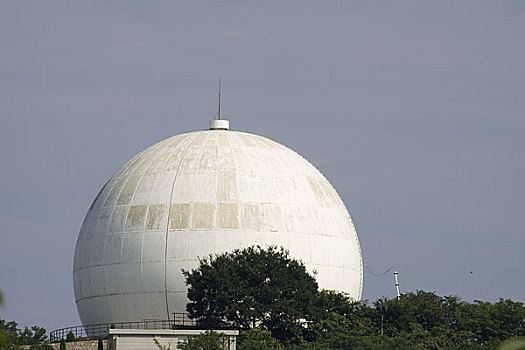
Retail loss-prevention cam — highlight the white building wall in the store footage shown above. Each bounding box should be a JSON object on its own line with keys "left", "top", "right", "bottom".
{"left": 108, "top": 329, "right": 238, "bottom": 350}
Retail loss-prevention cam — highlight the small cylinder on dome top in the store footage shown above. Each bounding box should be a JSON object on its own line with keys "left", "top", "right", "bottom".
{"left": 209, "top": 119, "right": 229, "bottom": 130}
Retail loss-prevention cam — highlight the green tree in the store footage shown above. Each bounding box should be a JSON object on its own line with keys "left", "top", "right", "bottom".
{"left": 184, "top": 246, "right": 319, "bottom": 343}
{"left": 182, "top": 249, "right": 525, "bottom": 350}
{"left": 153, "top": 337, "right": 171, "bottom": 350}
{"left": 0, "top": 331, "right": 21, "bottom": 350}
{"left": 0, "top": 319, "right": 50, "bottom": 349}
{"left": 238, "top": 329, "right": 282, "bottom": 350}
{"left": 65, "top": 331, "right": 75, "bottom": 342}
{"left": 307, "top": 290, "right": 376, "bottom": 347}
{"left": 177, "top": 330, "right": 223, "bottom": 350}
{"left": 19, "top": 326, "right": 48, "bottom": 345}
{"left": 0, "top": 319, "right": 21, "bottom": 349}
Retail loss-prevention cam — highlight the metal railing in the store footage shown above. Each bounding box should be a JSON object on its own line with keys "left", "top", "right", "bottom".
{"left": 50, "top": 313, "right": 198, "bottom": 341}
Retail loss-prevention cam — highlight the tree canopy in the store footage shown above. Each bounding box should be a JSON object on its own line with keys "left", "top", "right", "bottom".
{"left": 177, "top": 330, "right": 224, "bottom": 350}
{"left": 303, "top": 291, "right": 525, "bottom": 350}
{"left": 183, "top": 246, "right": 319, "bottom": 343}
{"left": 0, "top": 319, "right": 50, "bottom": 349}
{"left": 183, "top": 246, "right": 525, "bottom": 350}
{"left": 237, "top": 328, "right": 283, "bottom": 350}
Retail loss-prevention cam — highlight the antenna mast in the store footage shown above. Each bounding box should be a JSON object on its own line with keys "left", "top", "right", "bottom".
{"left": 394, "top": 270, "right": 401, "bottom": 300}
{"left": 218, "top": 77, "right": 221, "bottom": 120}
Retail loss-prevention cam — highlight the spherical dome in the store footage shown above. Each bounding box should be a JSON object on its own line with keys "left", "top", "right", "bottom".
{"left": 73, "top": 123, "right": 363, "bottom": 326}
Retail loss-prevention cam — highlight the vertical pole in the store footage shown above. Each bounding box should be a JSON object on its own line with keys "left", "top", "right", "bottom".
{"left": 218, "top": 77, "right": 221, "bottom": 120}
{"left": 394, "top": 270, "right": 400, "bottom": 300}
{"left": 380, "top": 314, "right": 384, "bottom": 336}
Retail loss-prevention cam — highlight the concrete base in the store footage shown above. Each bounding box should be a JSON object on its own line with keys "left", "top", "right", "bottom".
{"left": 107, "top": 329, "right": 238, "bottom": 350}
{"left": 22, "top": 339, "right": 108, "bottom": 350}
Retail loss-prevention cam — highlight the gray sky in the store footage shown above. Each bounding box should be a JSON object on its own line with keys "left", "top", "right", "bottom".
{"left": 1, "top": 1, "right": 524, "bottom": 333}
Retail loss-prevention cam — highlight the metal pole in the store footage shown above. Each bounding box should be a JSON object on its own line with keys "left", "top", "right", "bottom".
{"left": 218, "top": 77, "right": 221, "bottom": 120}
{"left": 394, "top": 270, "right": 400, "bottom": 300}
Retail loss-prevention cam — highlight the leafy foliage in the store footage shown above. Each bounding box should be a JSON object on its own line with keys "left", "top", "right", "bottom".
{"left": 183, "top": 247, "right": 525, "bottom": 350}
{"left": 177, "top": 330, "right": 223, "bottom": 350}
{"left": 184, "top": 246, "right": 319, "bottom": 343}
{"left": 65, "top": 331, "right": 75, "bottom": 342}
{"left": 153, "top": 337, "right": 171, "bottom": 350}
{"left": 238, "top": 328, "right": 283, "bottom": 350}
{"left": 0, "top": 319, "right": 49, "bottom": 349}
{"left": 307, "top": 291, "right": 525, "bottom": 350}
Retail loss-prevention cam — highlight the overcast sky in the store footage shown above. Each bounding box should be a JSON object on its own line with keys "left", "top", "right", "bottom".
{"left": 1, "top": 1, "right": 524, "bottom": 333}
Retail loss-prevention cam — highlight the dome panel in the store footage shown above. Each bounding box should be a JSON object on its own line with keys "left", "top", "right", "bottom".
{"left": 74, "top": 128, "right": 363, "bottom": 326}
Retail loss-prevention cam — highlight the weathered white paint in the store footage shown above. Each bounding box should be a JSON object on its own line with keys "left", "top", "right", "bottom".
{"left": 73, "top": 122, "right": 363, "bottom": 326}
{"left": 108, "top": 329, "right": 238, "bottom": 350}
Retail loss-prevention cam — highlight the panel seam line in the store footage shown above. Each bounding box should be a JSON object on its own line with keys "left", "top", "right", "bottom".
{"left": 163, "top": 132, "right": 202, "bottom": 321}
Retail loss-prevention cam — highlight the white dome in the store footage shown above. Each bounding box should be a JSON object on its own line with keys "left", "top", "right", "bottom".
{"left": 73, "top": 124, "right": 363, "bottom": 326}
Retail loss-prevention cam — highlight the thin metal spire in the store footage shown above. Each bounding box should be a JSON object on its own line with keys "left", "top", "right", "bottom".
{"left": 218, "top": 77, "right": 221, "bottom": 120}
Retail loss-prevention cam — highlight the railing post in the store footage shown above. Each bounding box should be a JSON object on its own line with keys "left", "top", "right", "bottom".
{"left": 50, "top": 313, "right": 200, "bottom": 342}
